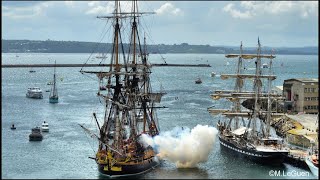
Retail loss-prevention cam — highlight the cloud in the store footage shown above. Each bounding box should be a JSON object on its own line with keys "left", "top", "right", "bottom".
{"left": 299, "top": 1, "right": 318, "bottom": 18}
{"left": 85, "top": 2, "right": 114, "bottom": 15}
{"left": 2, "top": 2, "right": 49, "bottom": 20}
{"left": 223, "top": 1, "right": 318, "bottom": 19}
{"left": 223, "top": 3, "right": 252, "bottom": 19}
{"left": 64, "top": 1, "right": 75, "bottom": 8}
{"left": 88, "top": 1, "right": 100, "bottom": 7}
{"left": 155, "top": 2, "right": 183, "bottom": 16}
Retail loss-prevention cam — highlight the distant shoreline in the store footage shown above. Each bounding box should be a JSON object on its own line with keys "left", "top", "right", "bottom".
{"left": 2, "top": 52, "right": 318, "bottom": 56}
{"left": 2, "top": 39, "right": 318, "bottom": 55}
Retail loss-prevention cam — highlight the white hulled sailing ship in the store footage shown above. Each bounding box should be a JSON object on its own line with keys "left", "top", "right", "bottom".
{"left": 80, "top": 0, "right": 164, "bottom": 177}
{"left": 208, "top": 39, "right": 289, "bottom": 164}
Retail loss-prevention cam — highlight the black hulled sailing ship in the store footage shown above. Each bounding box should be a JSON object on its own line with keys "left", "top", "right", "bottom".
{"left": 208, "top": 39, "right": 289, "bottom": 165}
{"left": 80, "top": 0, "right": 164, "bottom": 177}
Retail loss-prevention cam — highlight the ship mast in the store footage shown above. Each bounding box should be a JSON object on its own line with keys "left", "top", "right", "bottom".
{"left": 251, "top": 38, "right": 263, "bottom": 141}
{"left": 79, "top": 0, "right": 163, "bottom": 155}
{"left": 97, "top": 0, "right": 128, "bottom": 152}
{"left": 233, "top": 42, "right": 244, "bottom": 129}
{"left": 208, "top": 39, "right": 281, "bottom": 136}
{"left": 53, "top": 60, "right": 57, "bottom": 96}
{"left": 127, "top": 0, "right": 159, "bottom": 136}
{"left": 113, "top": 0, "right": 121, "bottom": 150}
{"left": 265, "top": 51, "right": 274, "bottom": 138}
{"left": 77, "top": 1, "right": 169, "bottom": 175}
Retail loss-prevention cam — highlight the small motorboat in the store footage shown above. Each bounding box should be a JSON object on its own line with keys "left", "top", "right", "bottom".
{"left": 41, "top": 121, "right": 49, "bottom": 132}
{"left": 305, "top": 149, "right": 319, "bottom": 177}
{"left": 262, "top": 63, "right": 269, "bottom": 68}
{"left": 29, "top": 68, "right": 36, "bottom": 73}
{"left": 211, "top": 72, "right": 216, "bottom": 77}
{"left": 11, "top": 124, "right": 16, "bottom": 130}
{"left": 195, "top": 78, "right": 202, "bottom": 84}
{"left": 29, "top": 127, "right": 43, "bottom": 141}
{"left": 26, "top": 87, "right": 43, "bottom": 99}
{"left": 99, "top": 86, "right": 107, "bottom": 91}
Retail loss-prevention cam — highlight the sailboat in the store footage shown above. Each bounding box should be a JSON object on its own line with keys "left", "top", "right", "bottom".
{"left": 208, "top": 39, "right": 289, "bottom": 165}
{"left": 96, "top": 52, "right": 107, "bottom": 59}
{"left": 49, "top": 61, "right": 58, "bottom": 103}
{"left": 29, "top": 68, "right": 36, "bottom": 73}
{"left": 79, "top": 0, "right": 164, "bottom": 177}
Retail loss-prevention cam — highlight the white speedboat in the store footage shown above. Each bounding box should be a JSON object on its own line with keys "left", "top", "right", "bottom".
{"left": 26, "top": 87, "right": 43, "bottom": 99}
{"left": 41, "top": 121, "right": 49, "bottom": 132}
{"left": 211, "top": 72, "right": 216, "bottom": 77}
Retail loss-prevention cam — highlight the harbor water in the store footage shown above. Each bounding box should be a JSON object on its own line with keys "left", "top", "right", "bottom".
{"left": 2, "top": 53, "right": 318, "bottom": 179}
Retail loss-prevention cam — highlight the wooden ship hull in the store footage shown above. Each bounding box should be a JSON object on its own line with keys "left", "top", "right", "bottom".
{"left": 97, "top": 157, "right": 159, "bottom": 177}
{"left": 96, "top": 147, "right": 159, "bottom": 177}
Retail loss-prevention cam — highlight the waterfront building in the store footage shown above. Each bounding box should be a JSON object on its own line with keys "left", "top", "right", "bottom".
{"left": 283, "top": 78, "right": 318, "bottom": 114}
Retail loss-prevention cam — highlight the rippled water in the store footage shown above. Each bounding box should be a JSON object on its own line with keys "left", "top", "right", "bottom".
{"left": 2, "top": 53, "right": 318, "bottom": 179}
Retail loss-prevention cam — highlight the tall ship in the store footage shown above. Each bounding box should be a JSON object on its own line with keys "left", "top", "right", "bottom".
{"left": 208, "top": 39, "right": 289, "bottom": 164}
{"left": 79, "top": 0, "right": 164, "bottom": 177}
{"left": 49, "top": 60, "right": 58, "bottom": 103}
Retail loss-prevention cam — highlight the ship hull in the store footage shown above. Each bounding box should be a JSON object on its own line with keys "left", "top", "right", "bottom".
{"left": 29, "top": 134, "right": 43, "bottom": 141}
{"left": 97, "top": 157, "right": 159, "bottom": 177}
{"left": 49, "top": 97, "right": 58, "bottom": 103}
{"left": 219, "top": 135, "right": 288, "bottom": 165}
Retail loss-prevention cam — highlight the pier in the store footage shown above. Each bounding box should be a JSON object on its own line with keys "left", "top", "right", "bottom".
{"left": 284, "top": 149, "right": 309, "bottom": 169}
{"left": 1, "top": 63, "right": 211, "bottom": 68}
{"left": 271, "top": 114, "right": 318, "bottom": 147}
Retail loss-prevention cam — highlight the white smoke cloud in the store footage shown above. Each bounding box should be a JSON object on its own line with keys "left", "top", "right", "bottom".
{"left": 139, "top": 124, "right": 218, "bottom": 168}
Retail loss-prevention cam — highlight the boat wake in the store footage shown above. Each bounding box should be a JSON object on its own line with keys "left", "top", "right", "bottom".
{"left": 140, "top": 124, "right": 218, "bottom": 168}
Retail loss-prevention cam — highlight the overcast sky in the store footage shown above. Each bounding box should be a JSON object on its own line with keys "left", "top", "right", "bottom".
{"left": 2, "top": 1, "right": 318, "bottom": 47}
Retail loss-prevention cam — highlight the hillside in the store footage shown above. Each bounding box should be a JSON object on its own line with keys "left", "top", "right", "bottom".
{"left": 1, "top": 39, "right": 318, "bottom": 55}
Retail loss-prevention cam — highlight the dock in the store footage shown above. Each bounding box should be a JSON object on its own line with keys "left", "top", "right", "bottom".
{"left": 271, "top": 113, "right": 318, "bottom": 147}
{"left": 284, "top": 149, "right": 309, "bottom": 169}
